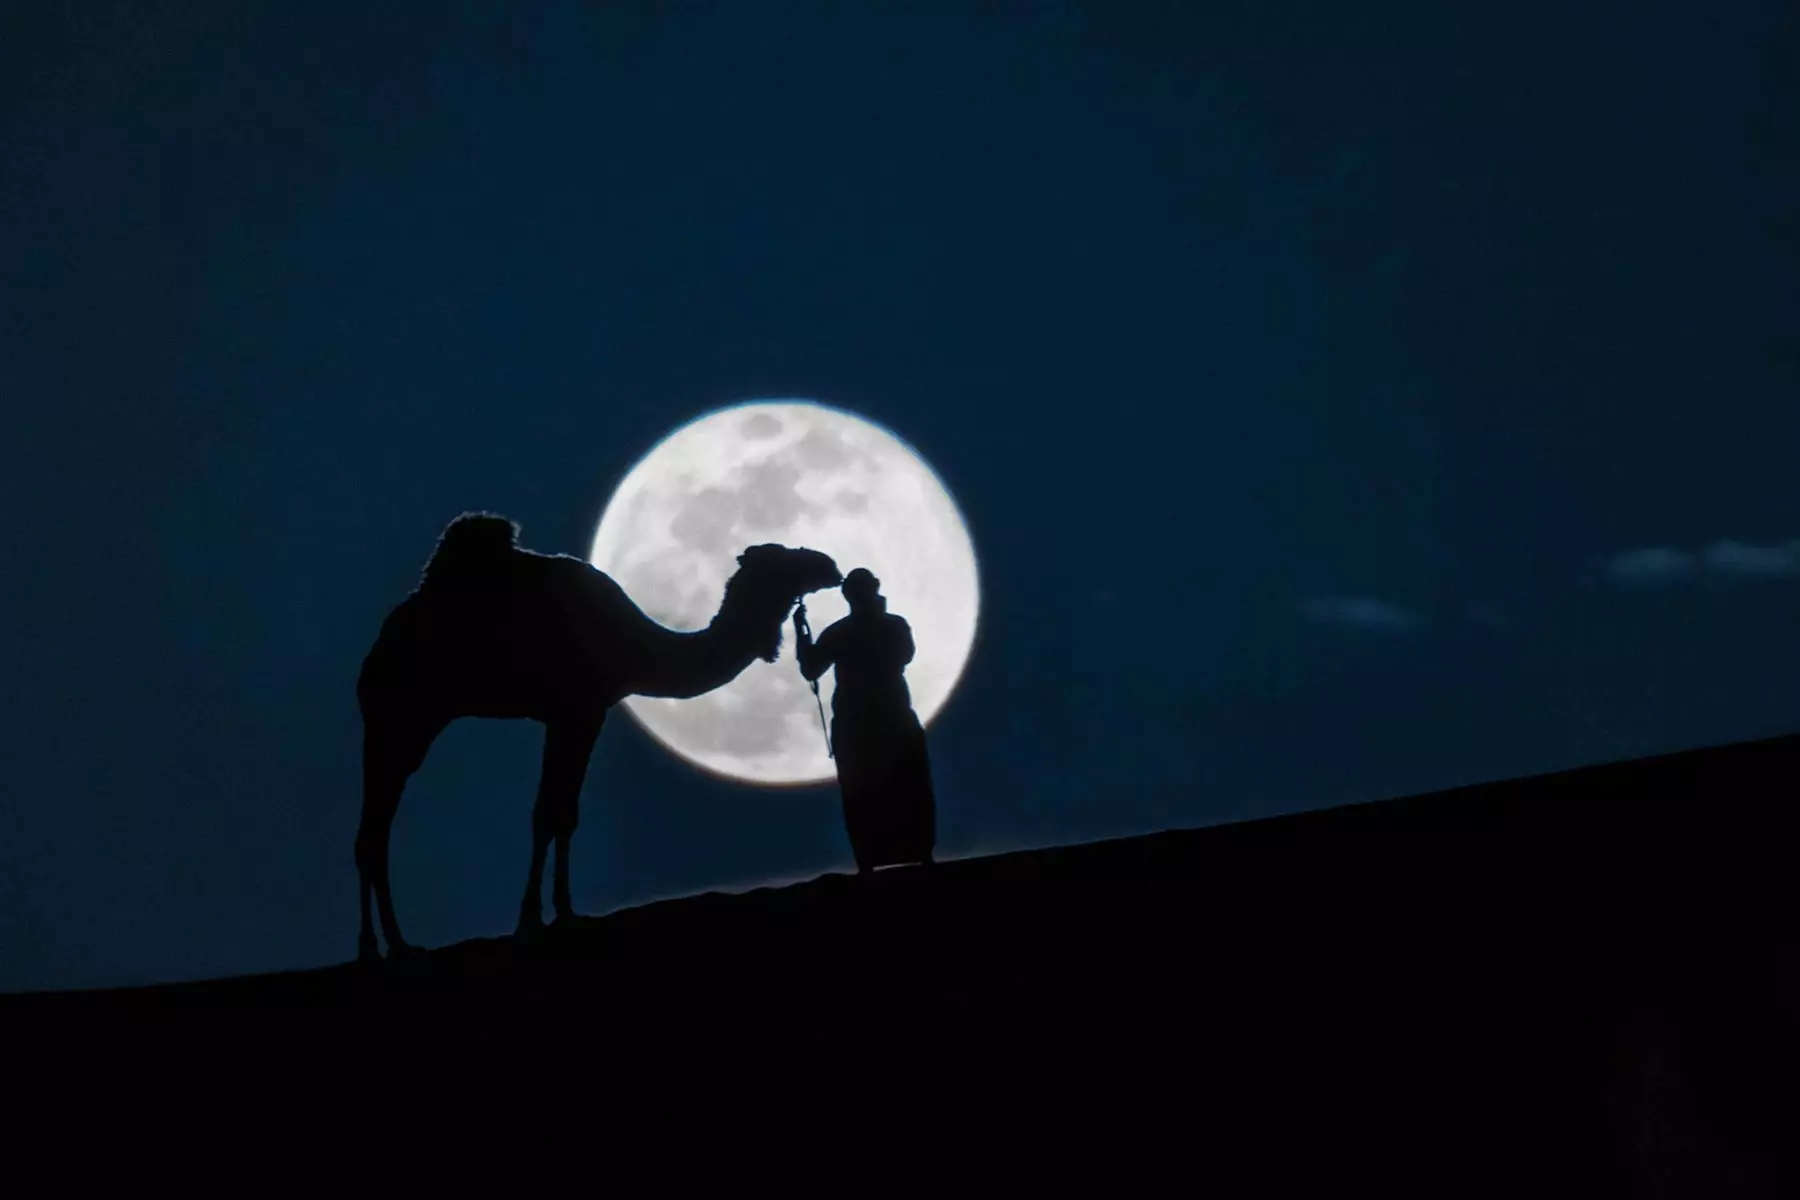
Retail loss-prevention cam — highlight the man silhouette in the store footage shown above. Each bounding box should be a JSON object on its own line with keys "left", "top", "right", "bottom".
{"left": 794, "top": 567, "right": 936, "bottom": 873}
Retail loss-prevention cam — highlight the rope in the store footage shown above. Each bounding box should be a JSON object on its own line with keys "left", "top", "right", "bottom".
{"left": 796, "top": 602, "right": 834, "bottom": 758}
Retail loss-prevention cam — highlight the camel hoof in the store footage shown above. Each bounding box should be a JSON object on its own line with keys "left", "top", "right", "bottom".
{"left": 515, "top": 912, "right": 546, "bottom": 939}
{"left": 358, "top": 936, "right": 381, "bottom": 965}
{"left": 386, "top": 940, "right": 424, "bottom": 961}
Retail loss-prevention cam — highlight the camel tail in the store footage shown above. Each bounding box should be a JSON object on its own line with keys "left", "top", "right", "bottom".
{"left": 420, "top": 511, "right": 520, "bottom": 590}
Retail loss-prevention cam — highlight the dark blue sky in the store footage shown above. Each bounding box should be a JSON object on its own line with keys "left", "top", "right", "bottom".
{"left": 3, "top": 1, "right": 1795, "bottom": 990}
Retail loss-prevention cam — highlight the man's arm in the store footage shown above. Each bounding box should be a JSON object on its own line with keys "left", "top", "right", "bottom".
{"left": 892, "top": 616, "right": 915, "bottom": 668}
{"left": 794, "top": 609, "right": 836, "bottom": 682}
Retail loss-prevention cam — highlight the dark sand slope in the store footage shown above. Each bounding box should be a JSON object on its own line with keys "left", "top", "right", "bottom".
{"left": 7, "top": 734, "right": 1798, "bottom": 1191}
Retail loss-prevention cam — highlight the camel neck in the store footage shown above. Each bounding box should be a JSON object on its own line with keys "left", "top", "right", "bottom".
{"left": 626, "top": 620, "right": 764, "bottom": 701}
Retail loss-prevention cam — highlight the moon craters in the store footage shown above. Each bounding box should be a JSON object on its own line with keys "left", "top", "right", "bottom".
{"left": 742, "top": 412, "right": 783, "bottom": 439}
{"left": 669, "top": 486, "right": 739, "bottom": 554}
{"left": 739, "top": 460, "right": 816, "bottom": 532}
{"left": 793, "top": 426, "right": 856, "bottom": 470}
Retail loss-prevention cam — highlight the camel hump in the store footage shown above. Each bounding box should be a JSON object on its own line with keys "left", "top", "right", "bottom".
{"left": 542, "top": 554, "right": 639, "bottom": 623}
{"left": 420, "top": 512, "right": 521, "bottom": 590}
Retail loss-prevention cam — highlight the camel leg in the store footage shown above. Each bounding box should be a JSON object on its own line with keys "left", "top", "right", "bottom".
{"left": 553, "top": 717, "right": 604, "bottom": 923}
{"left": 358, "top": 717, "right": 442, "bottom": 959}
{"left": 519, "top": 717, "right": 601, "bottom": 934}
{"left": 357, "top": 754, "right": 408, "bottom": 960}
{"left": 358, "top": 847, "right": 377, "bottom": 964}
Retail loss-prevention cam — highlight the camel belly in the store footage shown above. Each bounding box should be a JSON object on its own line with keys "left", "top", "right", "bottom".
{"left": 360, "top": 643, "right": 616, "bottom": 724}
{"left": 359, "top": 590, "right": 628, "bottom": 724}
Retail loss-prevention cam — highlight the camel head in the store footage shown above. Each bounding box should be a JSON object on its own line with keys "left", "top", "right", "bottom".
{"left": 718, "top": 544, "right": 843, "bottom": 662}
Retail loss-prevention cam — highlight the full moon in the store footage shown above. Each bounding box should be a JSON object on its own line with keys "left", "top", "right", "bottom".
{"left": 590, "top": 400, "right": 980, "bottom": 786}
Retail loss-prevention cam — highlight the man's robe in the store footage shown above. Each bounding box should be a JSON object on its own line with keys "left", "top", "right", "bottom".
{"left": 800, "top": 609, "right": 936, "bottom": 870}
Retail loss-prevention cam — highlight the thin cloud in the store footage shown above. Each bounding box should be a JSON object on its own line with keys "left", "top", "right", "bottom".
{"left": 1602, "top": 538, "right": 1799, "bottom": 586}
{"left": 1603, "top": 547, "right": 1698, "bottom": 585}
{"left": 1701, "top": 539, "right": 1800, "bottom": 578}
{"left": 1297, "top": 597, "right": 1418, "bottom": 633}
{"left": 1465, "top": 604, "right": 1511, "bottom": 633}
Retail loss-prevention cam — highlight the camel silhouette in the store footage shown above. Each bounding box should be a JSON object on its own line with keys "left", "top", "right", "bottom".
{"left": 354, "top": 512, "right": 842, "bottom": 961}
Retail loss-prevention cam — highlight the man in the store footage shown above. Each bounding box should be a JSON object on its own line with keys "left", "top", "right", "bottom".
{"left": 794, "top": 568, "right": 936, "bottom": 873}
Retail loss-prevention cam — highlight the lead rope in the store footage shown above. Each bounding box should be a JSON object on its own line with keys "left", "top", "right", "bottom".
{"left": 812, "top": 678, "right": 834, "bottom": 759}
{"left": 797, "top": 602, "right": 834, "bottom": 758}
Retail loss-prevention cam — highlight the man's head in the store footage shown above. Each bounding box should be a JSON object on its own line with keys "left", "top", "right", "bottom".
{"left": 842, "top": 567, "right": 882, "bottom": 613}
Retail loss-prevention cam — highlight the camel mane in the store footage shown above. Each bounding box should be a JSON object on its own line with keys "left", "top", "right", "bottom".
{"left": 711, "top": 544, "right": 794, "bottom": 662}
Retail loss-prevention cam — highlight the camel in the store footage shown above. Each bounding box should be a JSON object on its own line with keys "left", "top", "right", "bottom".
{"left": 354, "top": 512, "right": 842, "bottom": 961}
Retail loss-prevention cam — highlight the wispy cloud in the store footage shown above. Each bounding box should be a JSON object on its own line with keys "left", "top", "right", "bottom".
{"left": 1701, "top": 539, "right": 1800, "bottom": 578}
{"left": 1465, "top": 604, "right": 1511, "bottom": 633}
{"left": 1297, "top": 597, "right": 1418, "bottom": 633}
{"left": 1602, "top": 538, "right": 1800, "bottom": 586}
{"left": 1603, "top": 546, "right": 1698, "bottom": 585}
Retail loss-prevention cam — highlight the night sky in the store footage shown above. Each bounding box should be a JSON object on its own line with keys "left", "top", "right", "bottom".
{"left": 3, "top": 2, "right": 1795, "bottom": 991}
